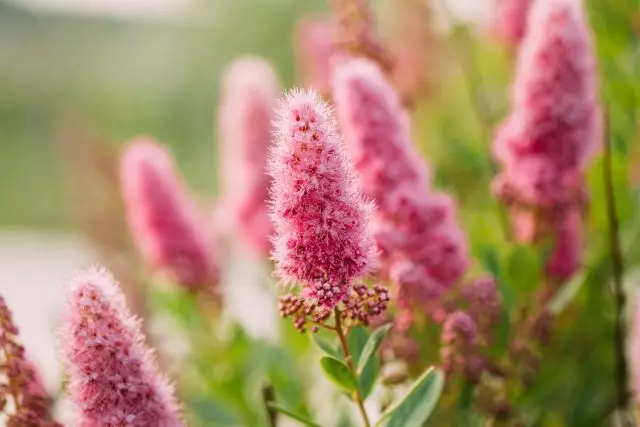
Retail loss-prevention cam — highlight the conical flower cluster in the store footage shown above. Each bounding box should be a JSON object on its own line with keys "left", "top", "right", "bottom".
{"left": 61, "top": 267, "right": 184, "bottom": 427}
{"left": 492, "top": 0, "right": 599, "bottom": 280}
{"left": 332, "top": 58, "right": 469, "bottom": 309}
{"left": 120, "top": 138, "right": 219, "bottom": 291}
{"left": 269, "top": 89, "right": 375, "bottom": 308}
{"left": 218, "top": 56, "right": 279, "bottom": 256}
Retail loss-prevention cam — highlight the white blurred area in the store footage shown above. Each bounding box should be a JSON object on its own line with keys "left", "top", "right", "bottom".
{"left": 0, "top": 230, "right": 278, "bottom": 386}
{"left": 9, "top": 0, "right": 188, "bottom": 19}
{"left": 0, "top": 231, "right": 89, "bottom": 388}
{"left": 10, "top": 0, "right": 489, "bottom": 23}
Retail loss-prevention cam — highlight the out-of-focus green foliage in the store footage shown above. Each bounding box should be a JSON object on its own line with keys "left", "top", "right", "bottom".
{"left": 0, "top": 0, "right": 325, "bottom": 227}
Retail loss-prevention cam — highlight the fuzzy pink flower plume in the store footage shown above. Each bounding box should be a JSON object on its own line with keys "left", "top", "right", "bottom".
{"left": 269, "top": 89, "right": 375, "bottom": 308}
{"left": 294, "top": 17, "right": 335, "bottom": 96}
{"left": 332, "top": 58, "right": 469, "bottom": 309}
{"left": 218, "top": 56, "right": 279, "bottom": 255}
{"left": 490, "top": 0, "right": 533, "bottom": 46}
{"left": 121, "top": 138, "right": 219, "bottom": 291}
{"left": 61, "top": 267, "right": 184, "bottom": 427}
{"left": 493, "top": 0, "right": 599, "bottom": 279}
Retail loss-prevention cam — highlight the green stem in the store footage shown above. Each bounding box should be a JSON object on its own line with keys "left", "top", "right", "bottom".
{"left": 262, "top": 384, "right": 278, "bottom": 427}
{"left": 603, "top": 110, "right": 630, "bottom": 421}
{"left": 334, "top": 308, "right": 371, "bottom": 427}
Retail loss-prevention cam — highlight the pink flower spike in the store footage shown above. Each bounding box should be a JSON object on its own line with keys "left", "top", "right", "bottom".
{"left": 62, "top": 267, "right": 184, "bottom": 427}
{"left": 333, "top": 58, "right": 429, "bottom": 199}
{"left": 218, "top": 56, "right": 280, "bottom": 256}
{"left": 120, "top": 137, "right": 219, "bottom": 292}
{"left": 269, "top": 89, "right": 375, "bottom": 308}
{"left": 493, "top": 0, "right": 599, "bottom": 210}
{"left": 333, "top": 58, "right": 469, "bottom": 311}
{"left": 492, "top": 0, "right": 599, "bottom": 281}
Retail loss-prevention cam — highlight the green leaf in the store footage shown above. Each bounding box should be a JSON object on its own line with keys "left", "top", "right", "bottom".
{"left": 267, "top": 403, "right": 322, "bottom": 427}
{"left": 377, "top": 367, "right": 445, "bottom": 427}
{"left": 188, "top": 396, "right": 240, "bottom": 426}
{"left": 507, "top": 245, "right": 542, "bottom": 295}
{"left": 492, "top": 309, "right": 510, "bottom": 358}
{"left": 547, "top": 272, "right": 586, "bottom": 315}
{"left": 479, "top": 245, "right": 501, "bottom": 278}
{"left": 346, "top": 325, "right": 370, "bottom": 362}
{"left": 359, "top": 353, "right": 380, "bottom": 400}
{"left": 311, "top": 334, "right": 341, "bottom": 359}
{"left": 357, "top": 323, "right": 392, "bottom": 372}
{"left": 320, "top": 356, "right": 358, "bottom": 393}
{"left": 480, "top": 245, "right": 514, "bottom": 310}
{"left": 352, "top": 324, "right": 391, "bottom": 400}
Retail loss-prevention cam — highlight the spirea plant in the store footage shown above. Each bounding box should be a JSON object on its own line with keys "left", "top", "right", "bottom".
{"left": 1, "top": 0, "right": 640, "bottom": 425}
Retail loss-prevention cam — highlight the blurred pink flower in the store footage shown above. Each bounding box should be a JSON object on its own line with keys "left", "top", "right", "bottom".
{"left": 294, "top": 17, "right": 335, "bottom": 96}
{"left": 545, "top": 207, "right": 582, "bottom": 280}
{"left": 269, "top": 89, "right": 375, "bottom": 308}
{"left": 493, "top": 0, "right": 599, "bottom": 279}
{"left": 493, "top": 0, "right": 599, "bottom": 206}
{"left": 489, "top": 0, "right": 533, "bottom": 46}
{"left": 120, "top": 137, "right": 219, "bottom": 292}
{"left": 461, "top": 275, "right": 502, "bottom": 337}
{"left": 62, "top": 267, "right": 183, "bottom": 427}
{"left": 332, "top": 58, "right": 469, "bottom": 309}
{"left": 441, "top": 310, "right": 483, "bottom": 381}
{"left": 0, "top": 296, "right": 60, "bottom": 426}
{"left": 218, "top": 56, "right": 280, "bottom": 256}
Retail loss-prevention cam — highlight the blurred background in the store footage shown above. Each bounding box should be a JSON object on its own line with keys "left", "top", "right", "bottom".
{"left": 0, "top": 0, "right": 488, "bottom": 388}
{"left": 1, "top": 0, "right": 638, "bottom": 425}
